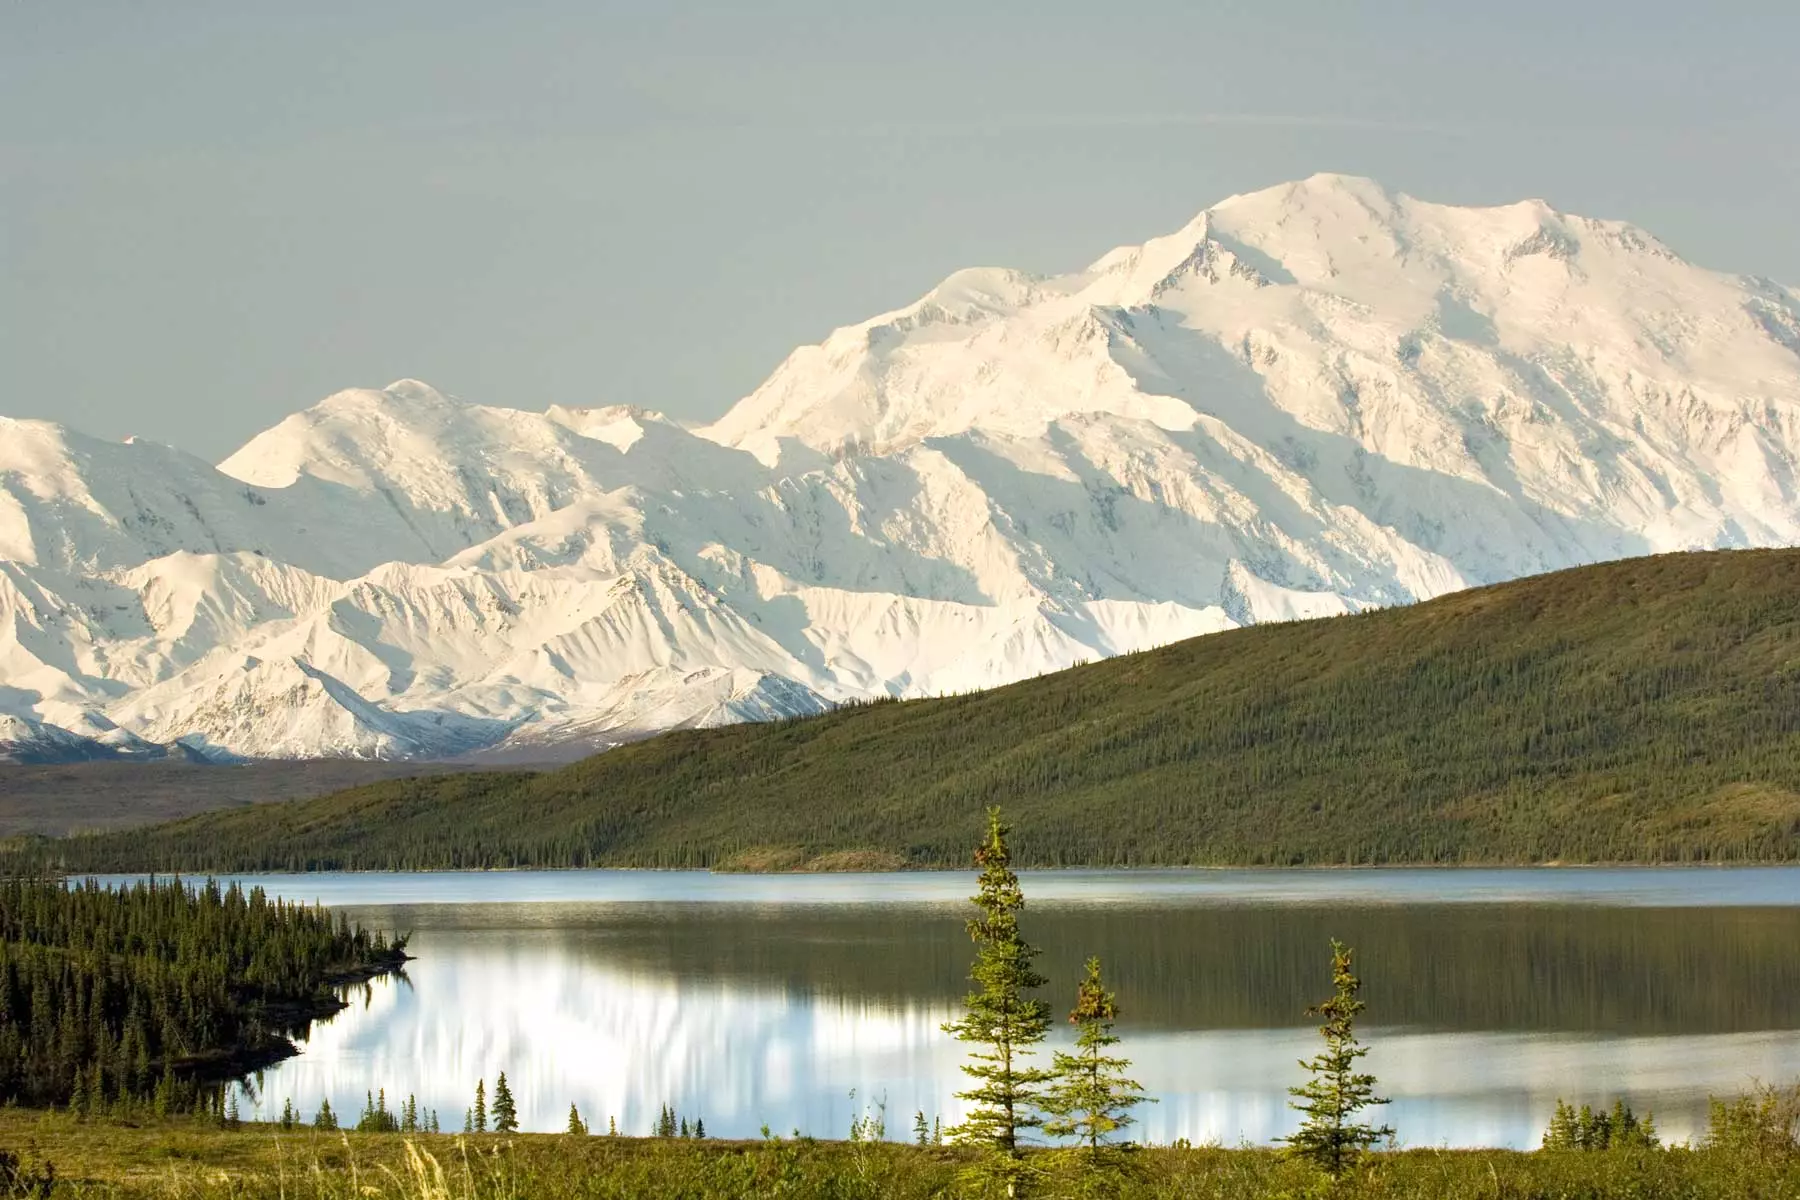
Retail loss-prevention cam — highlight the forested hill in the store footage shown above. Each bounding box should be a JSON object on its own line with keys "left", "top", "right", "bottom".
{"left": 35, "top": 549, "right": 1800, "bottom": 872}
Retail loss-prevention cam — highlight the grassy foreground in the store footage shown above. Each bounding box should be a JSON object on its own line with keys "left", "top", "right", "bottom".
{"left": 32, "top": 548, "right": 1800, "bottom": 873}
{"left": 3, "top": 1113, "right": 1799, "bottom": 1199}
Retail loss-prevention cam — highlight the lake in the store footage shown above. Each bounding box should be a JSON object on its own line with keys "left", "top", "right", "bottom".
{"left": 189, "top": 868, "right": 1800, "bottom": 1148}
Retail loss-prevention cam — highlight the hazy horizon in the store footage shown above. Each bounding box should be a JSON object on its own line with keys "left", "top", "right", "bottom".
{"left": 5, "top": 1, "right": 1797, "bottom": 461}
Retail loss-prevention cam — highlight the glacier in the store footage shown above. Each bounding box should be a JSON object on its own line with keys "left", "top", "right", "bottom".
{"left": 3, "top": 174, "right": 1798, "bottom": 762}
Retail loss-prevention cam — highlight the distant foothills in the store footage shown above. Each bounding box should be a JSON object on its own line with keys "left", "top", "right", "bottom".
{"left": 19, "top": 548, "right": 1800, "bottom": 873}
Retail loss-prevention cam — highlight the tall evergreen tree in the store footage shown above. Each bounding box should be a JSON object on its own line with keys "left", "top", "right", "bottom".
{"left": 567, "top": 1103, "right": 587, "bottom": 1136}
{"left": 492, "top": 1072, "right": 518, "bottom": 1133}
{"left": 1043, "top": 956, "right": 1150, "bottom": 1156}
{"left": 472, "top": 1079, "right": 488, "bottom": 1132}
{"left": 942, "top": 807, "right": 1053, "bottom": 1194}
{"left": 1282, "top": 940, "right": 1392, "bottom": 1177}
{"left": 314, "top": 1097, "right": 338, "bottom": 1131}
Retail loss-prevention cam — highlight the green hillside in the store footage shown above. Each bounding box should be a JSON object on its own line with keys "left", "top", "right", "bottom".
{"left": 34, "top": 548, "right": 1800, "bottom": 872}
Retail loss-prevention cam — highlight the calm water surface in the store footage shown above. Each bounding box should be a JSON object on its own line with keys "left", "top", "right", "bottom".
{"left": 173, "top": 868, "right": 1800, "bottom": 1147}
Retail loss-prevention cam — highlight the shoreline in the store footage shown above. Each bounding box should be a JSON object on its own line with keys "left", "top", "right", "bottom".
{"left": 180, "top": 951, "right": 413, "bottom": 1085}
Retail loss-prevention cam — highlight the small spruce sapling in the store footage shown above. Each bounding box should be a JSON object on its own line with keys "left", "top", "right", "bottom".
{"left": 1043, "top": 956, "right": 1150, "bottom": 1160}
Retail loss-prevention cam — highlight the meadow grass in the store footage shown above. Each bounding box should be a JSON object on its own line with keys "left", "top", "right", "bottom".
{"left": 7, "top": 1110, "right": 1799, "bottom": 1199}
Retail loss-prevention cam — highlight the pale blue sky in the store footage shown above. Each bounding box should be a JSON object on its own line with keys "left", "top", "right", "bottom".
{"left": 4, "top": 1, "right": 1796, "bottom": 460}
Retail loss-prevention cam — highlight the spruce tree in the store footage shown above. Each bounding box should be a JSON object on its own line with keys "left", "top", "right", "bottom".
{"left": 1609, "top": 1099, "right": 1658, "bottom": 1149}
{"left": 942, "top": 807, "right": 1053, "bottom": 1193}
{"left": 914, "top": 1110, "right": 931, "bottom": 1145}
{"left": 567, "top": 1103, "right": 587, "bottom": 1135}
{"left": 1282, "top": 940, "right": 1392, "bottom": 1177}
{"left": 1043, "top": 956, "right": 1150, "bottom": 1157}
{"left": 492, "top": 1072, "right": 518, "bottom": 1133}
{"left": 1544, "top": 1099, "right": 1580, "bottom": 1149}
{"left": 695, "top": 1117, "right": 706, "bottom": 1139}
{"left": 315, "top": 1098, "right": 338, "bottom": 1131}
{"left": 472, "top": 1080, "right": 488, "bottom": 1132}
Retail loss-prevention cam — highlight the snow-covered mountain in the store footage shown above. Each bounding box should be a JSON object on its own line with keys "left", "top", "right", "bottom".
{"left": 5, "top": 174, "right": 1799, "bottom": 762}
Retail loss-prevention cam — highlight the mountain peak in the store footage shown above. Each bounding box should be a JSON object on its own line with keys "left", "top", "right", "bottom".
{"left": 8, "top": 177, "right": 1800, "bottom": 762}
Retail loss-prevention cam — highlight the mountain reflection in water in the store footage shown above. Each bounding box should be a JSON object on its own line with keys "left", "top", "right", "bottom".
{"left": 215, "top": 869, "right": 1800, "bottom": 1147}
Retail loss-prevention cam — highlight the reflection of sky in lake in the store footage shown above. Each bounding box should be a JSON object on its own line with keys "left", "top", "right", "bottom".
{"left": 241, "top": 934, "right": 1800, "bottom": 1147}
{"left": 217, "top": 868, "right": 1800, "bottom": 1148}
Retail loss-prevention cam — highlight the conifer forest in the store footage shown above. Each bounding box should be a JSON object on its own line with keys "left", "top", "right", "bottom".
{"left": 0, "top": 876, "right": 407, "bottom": 1111}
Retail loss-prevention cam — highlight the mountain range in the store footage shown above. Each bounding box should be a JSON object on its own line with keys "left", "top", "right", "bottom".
{"left": 4, "top": 174, "right": 1799, "bottom": 763}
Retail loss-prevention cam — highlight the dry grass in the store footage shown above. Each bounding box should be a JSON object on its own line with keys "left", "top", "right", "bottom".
{"left": 9, "top": 1109, "right": 1800, "bottom": 1199}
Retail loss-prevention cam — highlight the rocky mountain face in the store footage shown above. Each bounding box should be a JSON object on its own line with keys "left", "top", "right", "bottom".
{"left": 4, "top": 175, "right": 1798, "bottom": 762}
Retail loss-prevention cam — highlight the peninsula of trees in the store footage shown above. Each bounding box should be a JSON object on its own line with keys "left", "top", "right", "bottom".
{"left": 0, "top": 876, "right": 407, "bottom": 1111}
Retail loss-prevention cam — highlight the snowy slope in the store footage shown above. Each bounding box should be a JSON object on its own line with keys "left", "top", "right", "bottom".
{"left": 3, "top": 175, "right": 1798, "bottom": 761}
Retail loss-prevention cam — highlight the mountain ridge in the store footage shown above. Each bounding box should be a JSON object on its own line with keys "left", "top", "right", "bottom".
{"left": 3, "top": 175, "right": 1799, "bottom": 762}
